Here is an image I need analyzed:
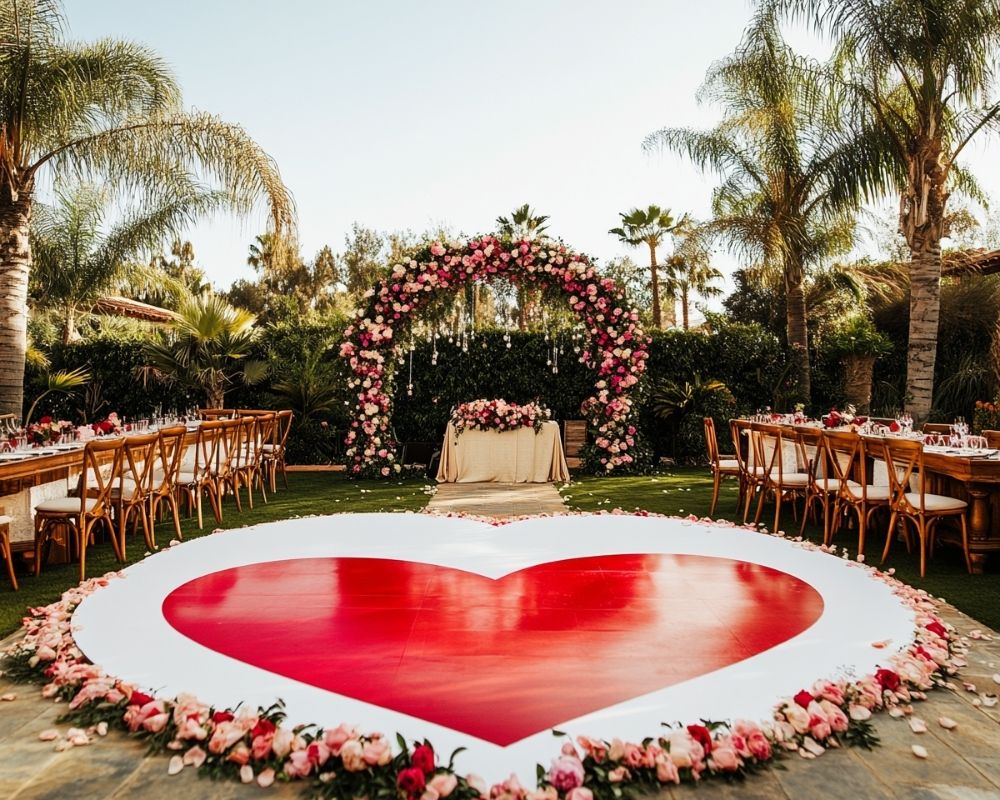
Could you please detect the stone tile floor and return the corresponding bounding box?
[1,482,1000,799]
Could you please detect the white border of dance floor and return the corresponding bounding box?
[73,513,916,779]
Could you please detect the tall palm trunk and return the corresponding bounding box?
[647,243,662,328]
[682,286,690,330]
[0,193,33,416]
[62,305,78,345]
[902,144,947,424]
[905,234,942,422]
[785,261,810,405]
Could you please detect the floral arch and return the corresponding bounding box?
[339,235,649,477]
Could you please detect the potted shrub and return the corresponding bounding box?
[824,315,892,414]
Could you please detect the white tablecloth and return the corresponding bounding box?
[436,421,570,483]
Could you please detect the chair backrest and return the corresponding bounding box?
[922,422,951,435]
[80,437,125,512]
[729,419,752,476]
[274,410,294,450]
[750,422,790,482]
[253,413,277,464]
[193,419,225,481]
[154,425,189,495]
[982,429,1000,449]
[216,417,242,475]
[821,428,872,499]
[121,432,160,500]
[793,426,827,484]
[703,417,720,467]
[236,415,258,468]
[880,437,926,513]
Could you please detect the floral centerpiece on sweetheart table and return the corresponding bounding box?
[450,399,551,436]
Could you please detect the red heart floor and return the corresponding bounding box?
[162,554,823,745]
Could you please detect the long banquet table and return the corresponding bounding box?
[0,427,201,546]
[436,421,570,483]
[750,421,1000,573]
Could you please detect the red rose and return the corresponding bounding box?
[793,690,814,708]
[686,724,713,755]
[925,621,947,639]
[39,415,52,424]
[874,668,900,692]
[129,690,154,706]
[397,767,426,795]
[252,718,276,738]
[98,421,113,433]
[411,743,435,774]
[212,710,235,723]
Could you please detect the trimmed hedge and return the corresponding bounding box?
[29,320,785,466]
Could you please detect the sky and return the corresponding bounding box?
[67,0,1000,297]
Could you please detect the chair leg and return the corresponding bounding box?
[709,470,721,517]
[33,518,47,576]
[918,517,928,578]
[1,534,17,590]
[881,511,897,563]
[196,488,204,530]
[960,514,972,574]
[773,490,782,534]
[168,495,183,541]
[77,522,89,583]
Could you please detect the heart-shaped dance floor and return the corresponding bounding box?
[72,513,916,778]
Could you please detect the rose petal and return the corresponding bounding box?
[912,745,928,759]
[38,729,60,742]
[1,693,16,701]
[257,768,276,788]
[938,717,957,730]
[167,755,184,776]
[240,764,254,784]
[982,694,998,708]
[909,718,927,734]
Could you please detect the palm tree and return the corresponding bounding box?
[0,0,294,414]
[141,294,266,408]
[30,181,215,342]
[609,205,683,328]
[496,204,550,329]
[663,223,724,330]
[644,17,863,402]
[759,0,1000,421]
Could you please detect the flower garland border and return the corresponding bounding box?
[339,236,649,478]
[1,512,968,800]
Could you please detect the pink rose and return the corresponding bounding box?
[547,755,585,791]
[746,731,772,761]
[654,755,680,784]
[363,738,392,766]
[711,746,740,772]
[428,773,458,798]
[272,728,295,758]
[566,788,594,800]
[284,750,313,779]
[341,739,366,772]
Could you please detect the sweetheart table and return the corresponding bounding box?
[435,421,570,483]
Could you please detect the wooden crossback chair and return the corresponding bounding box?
[704,417,741,516]
[149,425,187,547]
[262,410,294,492]
[750,422,809,534]
[179,420,225,529]
[729,419,763,522]
[794,426,837,541]
[822,429,890,553]
[34,437,125,581]
[0,505,16,590]
[879,437,971,577]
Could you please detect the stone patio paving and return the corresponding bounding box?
[1,482,999,799]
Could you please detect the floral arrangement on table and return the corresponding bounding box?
[822,405,868,429]
[340,235,648,478]
[1,515,969,799]
[90,412,123,436]
[450,399,551,436]
[26,416,76,445]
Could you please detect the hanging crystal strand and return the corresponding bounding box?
[407,344,414,397]
[553,340,559,374]
[431,331,439,366]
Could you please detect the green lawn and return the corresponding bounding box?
[560,467,1000,631]
[3,467,998,637]
[0,473,433,636]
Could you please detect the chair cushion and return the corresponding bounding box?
[261,443,278,452]
[111,478,142,499]
[846,484,891,501]
[718,459,740,473]
[775,472,811,487]
[903,493,967,512]
[36,497,100,514]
